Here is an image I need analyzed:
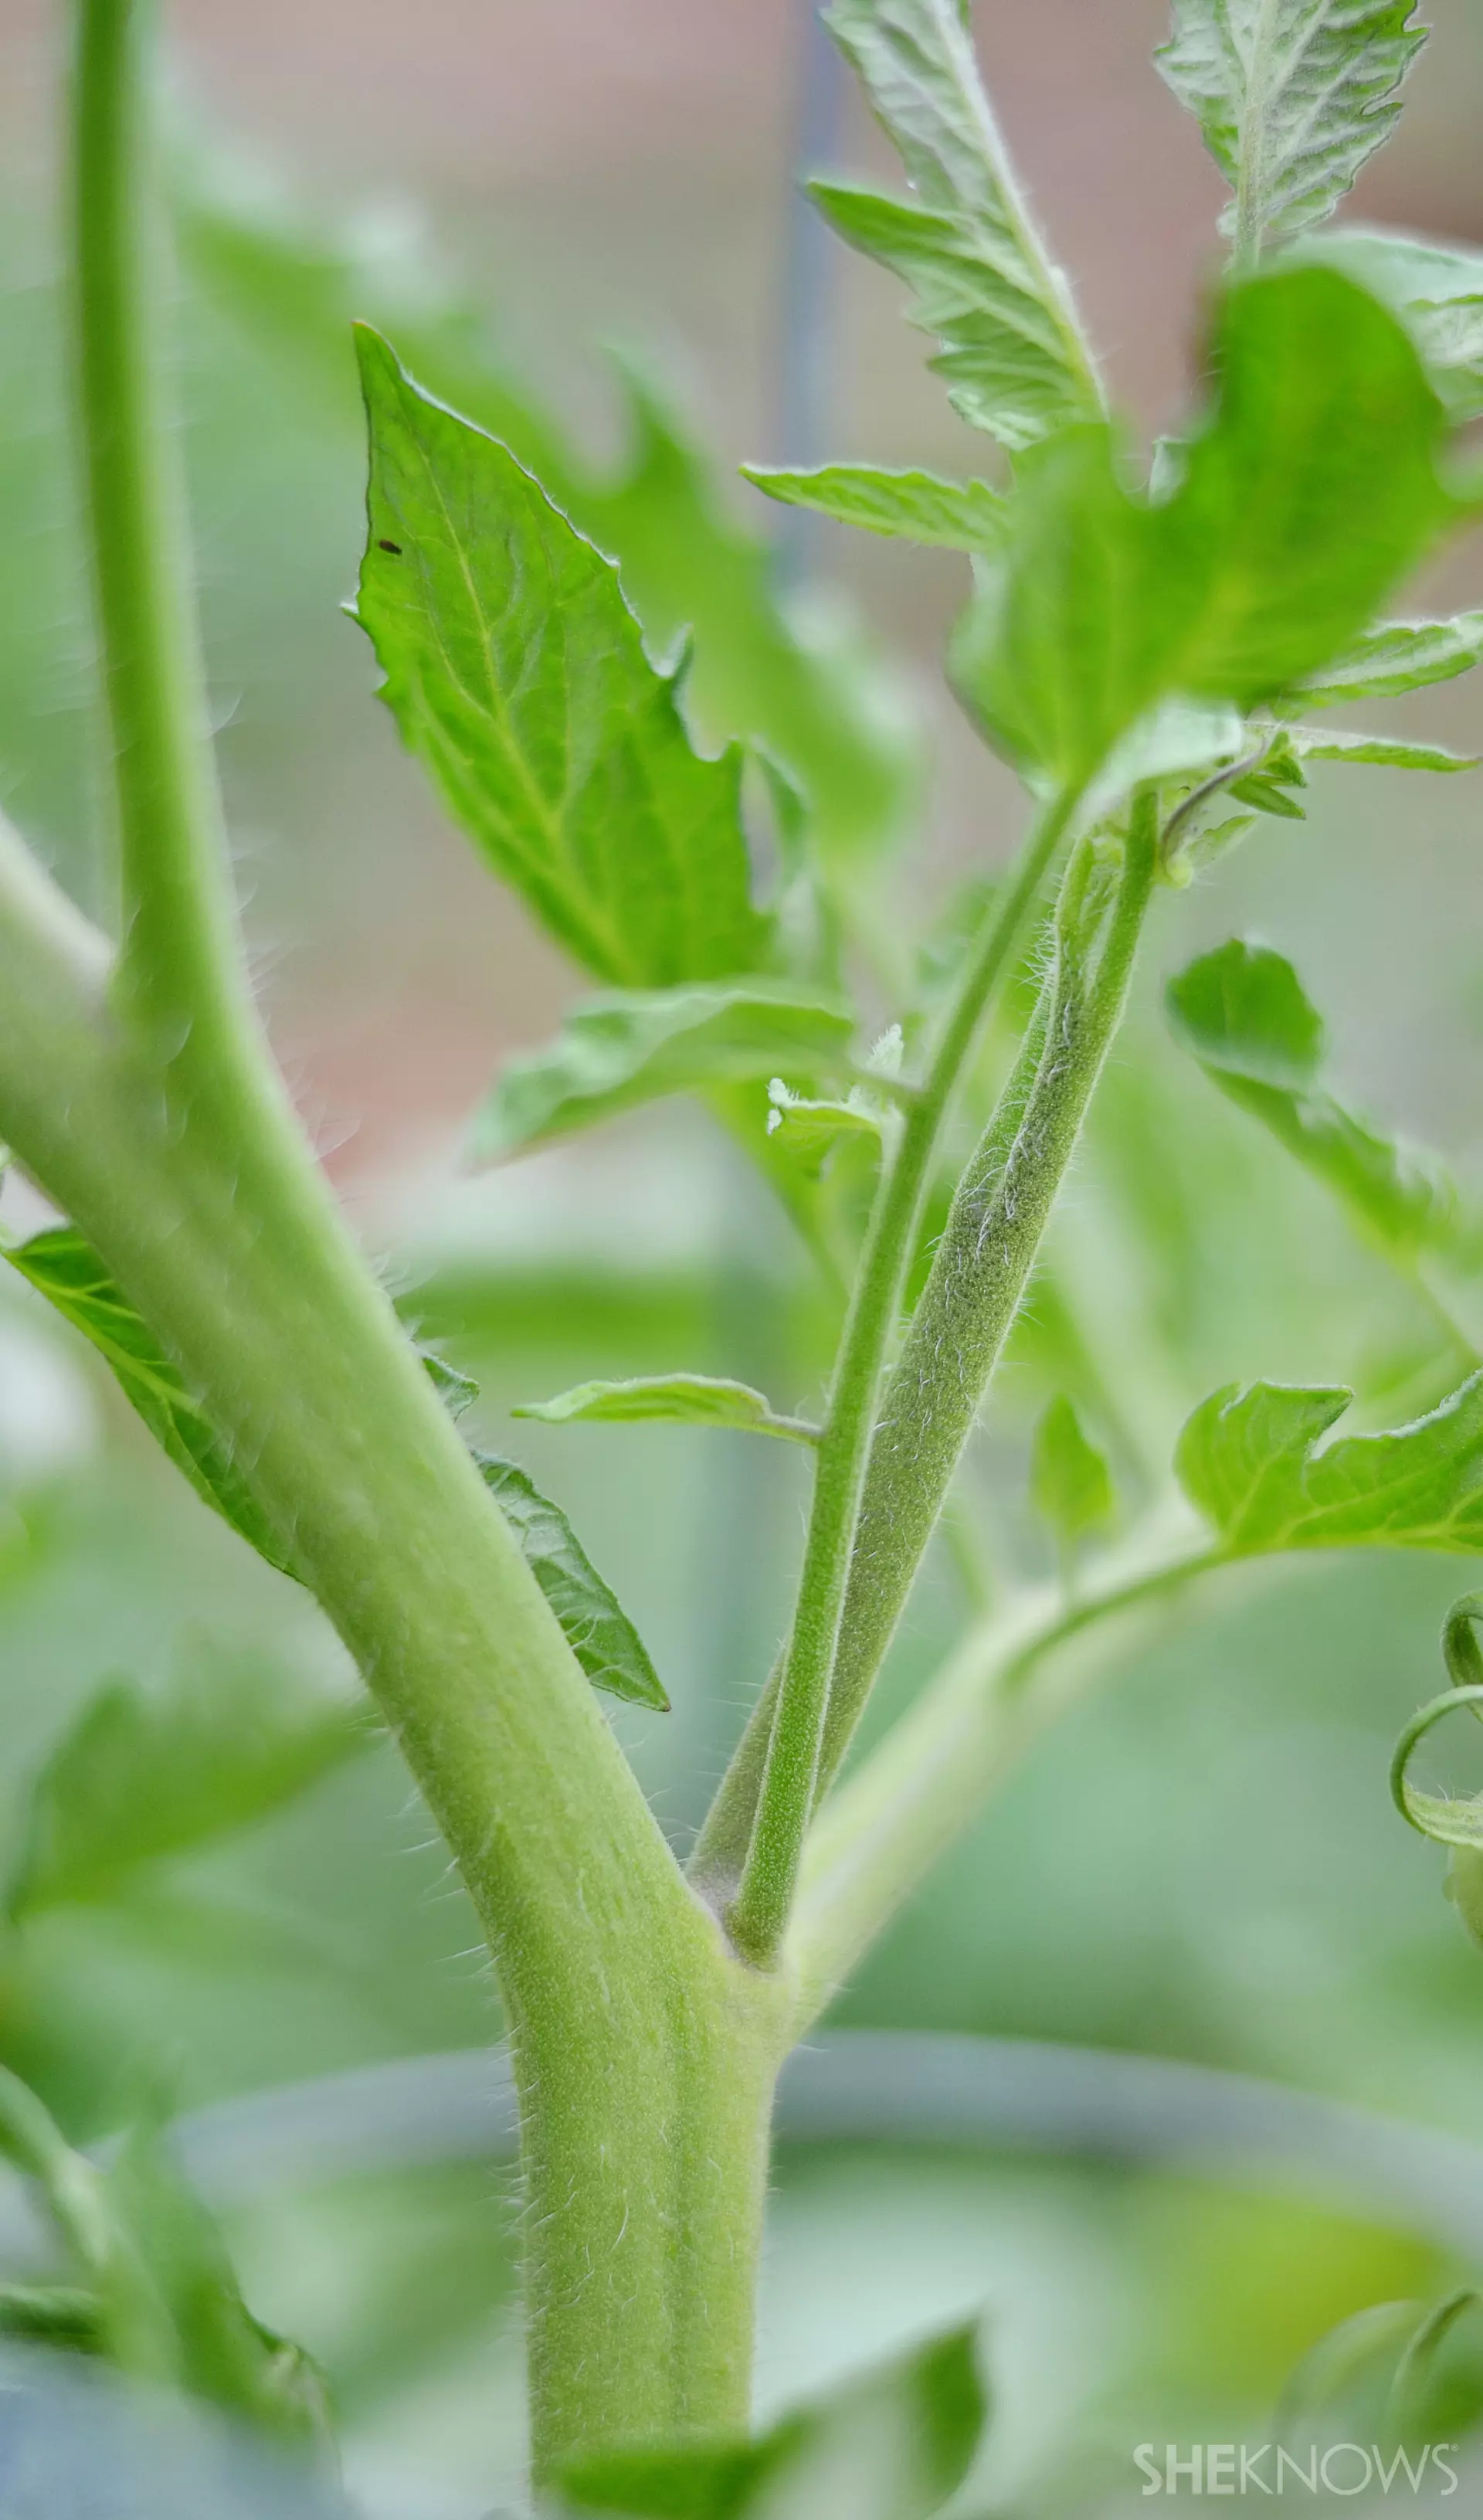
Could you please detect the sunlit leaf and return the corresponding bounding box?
[741,464,1006,555]
[816,0,1102,449]
[1166,940,1470,1264]
[514,1374,819,1444]
[353,328,769,989]
[470,983,861,1161]
[557,2321,986,2519]
[1030,1396,1116,1551]
[476,1456,669,1710]
[1177,1371,1483,1554]
[7,1652,372,1918]
[1157,1,1427,256]
[2,1228,293,1577]
[1282,610,1483,708]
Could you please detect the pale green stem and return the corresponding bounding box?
[718,788,1084,1958]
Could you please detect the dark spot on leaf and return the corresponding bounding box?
[378,538,403,555]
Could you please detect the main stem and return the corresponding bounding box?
[724,787,1082,1961]
[56,1,782,2475]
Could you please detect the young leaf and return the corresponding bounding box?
[514,1374,820,1445]
[1176,1372,1483,1555]
[741,464,1006,555]
[1156,2,1427,262]
[1282,611,1483,708]
[816,0,1102,450]
[476,1456,669,1710]
[954,266,1454,786]
[422,1350,478,1418]
[557,2320,985,2520]
[1030,1396,1116,1552]
[352,327,770,990]
[1292,728,1480,773]
[7,1652,372,1919]
[1299,228,1483,425]
[766,1079,885,1175]
[3,1228,294,1578]
[1166,939,1468,1262]
[470,983,860,1162]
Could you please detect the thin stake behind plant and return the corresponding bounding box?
[0,0,1480,2505]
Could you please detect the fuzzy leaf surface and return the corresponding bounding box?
[477,1456,668,1710]
[7,1657,372,1918]
[1167,939,1466,1260]
[816,0,1101,448]
[557,2320,985,2518]
[1177,1374,1483,1554]
[472,983,859,1160]
[742,464,1006,554]
[353,327,769,987]
[953,267,1453,784]
[1283,612,1483,707]
[3,1228,293,1577]
[1156,2,1426,253]
[1291,728,1479,773]
[514,1374,817,1443]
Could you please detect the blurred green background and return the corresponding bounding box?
[2,2,1483,2512]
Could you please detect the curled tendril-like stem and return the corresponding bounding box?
[1390,1593,1483,1846]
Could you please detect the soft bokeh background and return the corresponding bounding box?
[2,3,1483,2513]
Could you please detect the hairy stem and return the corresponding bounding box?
[715,788,1084,1955]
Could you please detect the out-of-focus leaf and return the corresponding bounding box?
[1282,611,1483,707]
[1166,940,1471,1265]
[1156,1,1426,255]
[1030,1396,1117,1551]
[1291,728,1479,773]
[7,1653,372,1919]
[954,267,1455,786]
[1298,228,1483,423]
[470,983,861,1162]
[475,1457,669,1710]
[352,328,769,989]
[0,2287,103,2348]
[2,1228,294,1577]
[1176,1371,1483,1554]
[557,2321,986,2519]
[741,464,1006,555]
[816,0,1102,449]
[766,1079,885,1174]
[514,1374,819,1444]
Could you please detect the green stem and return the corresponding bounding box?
[721,788,1084,1961]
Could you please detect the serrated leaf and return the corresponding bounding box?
[1283,611,1483,707]
[514,1374,819,1444]
[1166,939,1469,1263]
[8,1652,372,1918]
[557,2321,985,2520]
[816,0,1101,450]
[1298,228,1483,423]
[1293,727,1480,772]
[1177,1371,1483,1554]
[741,464,1006,555]
[3,1228,294,1577]
[470,982,860,1161]
[422,1350,478,1418]
[353,327,769,989]
[953,266,1454,786]
[1156,1,1427,258]
[1030,1396,1117,1551]
[476,1455,668,1710]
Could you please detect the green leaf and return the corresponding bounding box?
[1282,611,1483,707]
[3,1228,294,1577]
[422,1349,478,1418]
[1298,228,1483,424]
[1156,1,1427,256]
[1030,1395,1117,1550]
[1176,1370,1483,1554]
[741,464,1006,555]
[0,2286,103,2349]
[953,266,1454,786]
[7,1651,372,1918]
[1292,727,1480,773]
[816,0,1102,449]
[352,326,769,989]
[476,1455,669,1710]
[766,1079,885,1175]
[514,1374,819,1445]
[1166,940,1468,1262]
[470,982,860,1162]
[557,2321,986,2519]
